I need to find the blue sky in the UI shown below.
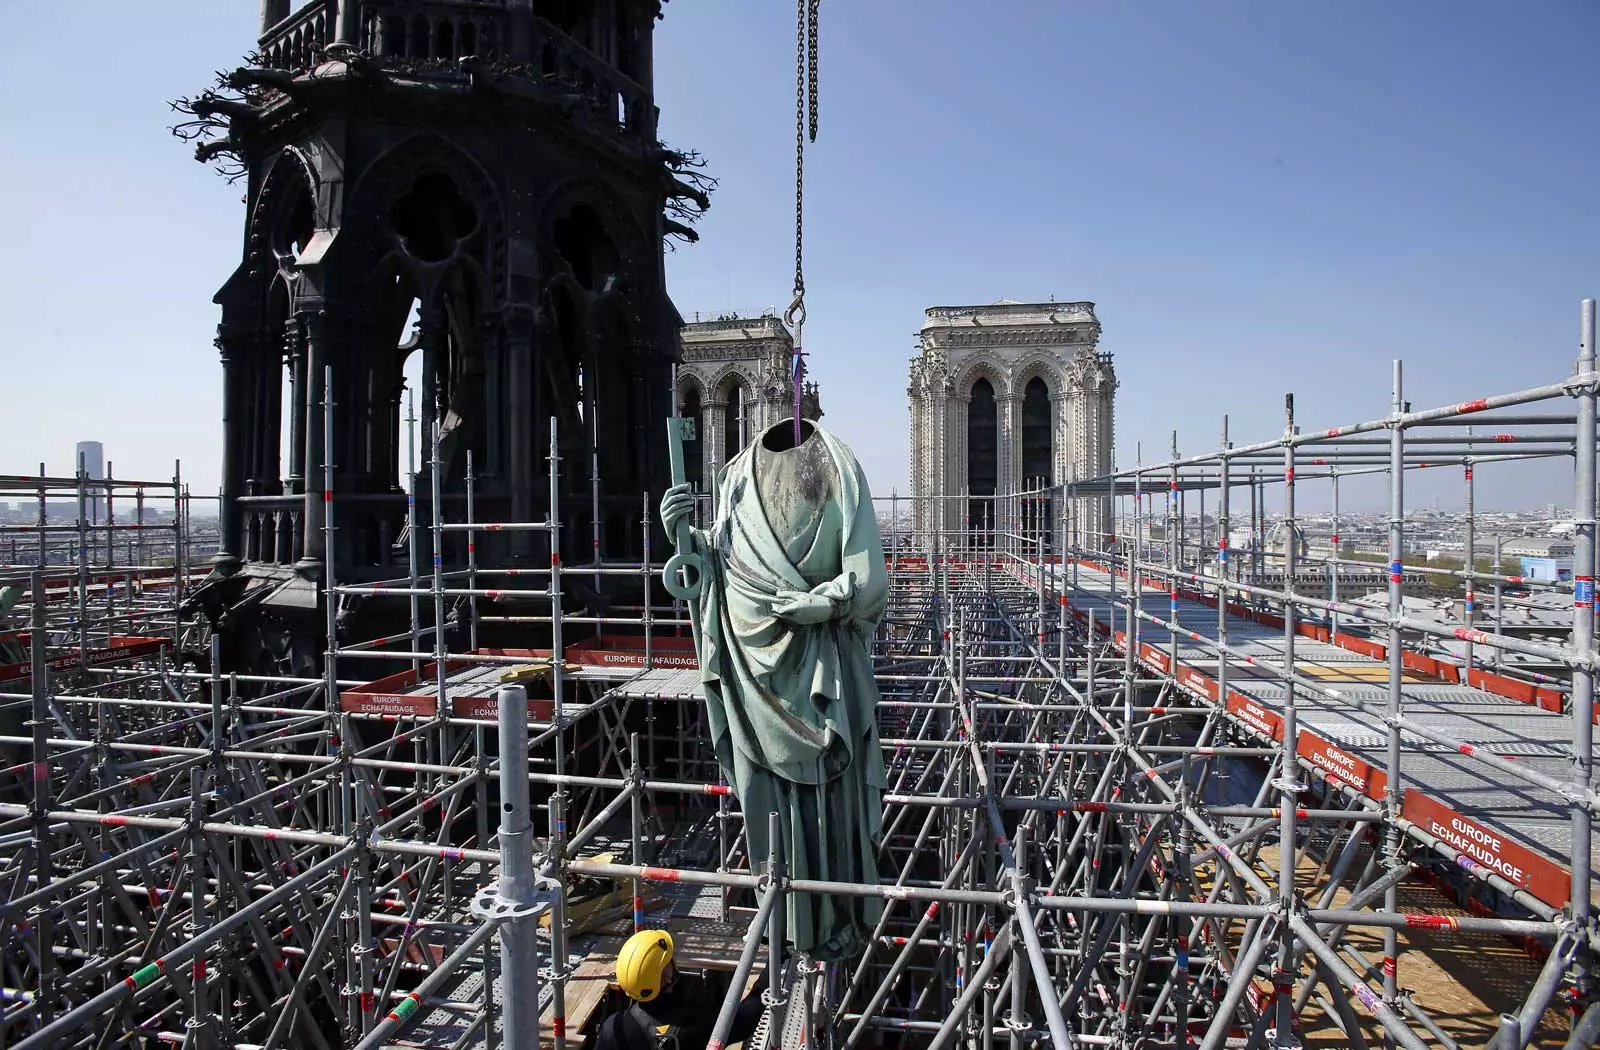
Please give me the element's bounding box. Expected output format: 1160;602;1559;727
3;2;1596;512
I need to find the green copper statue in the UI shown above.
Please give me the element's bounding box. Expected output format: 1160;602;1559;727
661;418;888;961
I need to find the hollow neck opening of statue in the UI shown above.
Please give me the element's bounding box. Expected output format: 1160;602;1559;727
760;419;816;453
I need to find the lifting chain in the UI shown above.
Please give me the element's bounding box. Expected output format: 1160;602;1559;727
785;0;820;444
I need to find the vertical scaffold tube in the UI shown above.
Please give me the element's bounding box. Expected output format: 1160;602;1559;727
1330;467;1341;638
642;491;653;669
1275;393;1300;1045
1169;431;1180;676
466;450;480;652
1493;536;1505;671
324;363;343;830
707;877;783;1050
630;731;644;931
496;684;541;1050
1463;443;1476;674
1130;444;1142;683
1008;823;1028;1050
765;810;787;1039
29;570;54;1025
74;460;86;665
1570;298;1596;1014
1218;417;1231;720
407;390;420;676
1058;485;1068;675
430;408;447;775
325;363;356;1038
547;416;569;1050
590;391;602;637
1383;360;1406;1036
1249;466;1259;599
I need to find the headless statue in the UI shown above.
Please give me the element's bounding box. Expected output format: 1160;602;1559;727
661;418;888;960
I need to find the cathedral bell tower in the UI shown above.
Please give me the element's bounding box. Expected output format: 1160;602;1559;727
185;0;695;676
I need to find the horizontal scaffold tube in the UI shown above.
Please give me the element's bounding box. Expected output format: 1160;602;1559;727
12;845;357;1050
349;921;498;1050
0;806;499;867
1072;588;1600;812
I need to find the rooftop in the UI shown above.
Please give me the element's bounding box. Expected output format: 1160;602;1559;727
920;299;1098;330
1502;537;1575;557
680;313;791;344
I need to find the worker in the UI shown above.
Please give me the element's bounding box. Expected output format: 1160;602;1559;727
594;929;770;1050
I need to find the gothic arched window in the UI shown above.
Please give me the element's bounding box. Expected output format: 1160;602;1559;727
1020;377;1053;485
1020;376;1054;550
722;378;749;463
967;377;998;542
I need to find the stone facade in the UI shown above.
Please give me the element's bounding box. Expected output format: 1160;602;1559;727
675;313;822;490
192;0;682;676
907;300;1116;549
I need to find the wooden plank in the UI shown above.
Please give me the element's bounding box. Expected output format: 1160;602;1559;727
541;953;623;1046
539;886;669;936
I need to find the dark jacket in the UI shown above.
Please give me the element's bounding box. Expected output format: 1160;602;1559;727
594;969;769;1050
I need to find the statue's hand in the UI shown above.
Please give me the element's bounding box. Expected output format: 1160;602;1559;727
660;483;696;540
771;589;835;626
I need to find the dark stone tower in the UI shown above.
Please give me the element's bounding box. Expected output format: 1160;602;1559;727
190;0;687;676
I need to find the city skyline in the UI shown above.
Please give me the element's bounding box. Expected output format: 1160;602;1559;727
1;2;1595;510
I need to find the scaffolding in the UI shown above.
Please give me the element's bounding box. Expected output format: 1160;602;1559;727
0;303;1595;1049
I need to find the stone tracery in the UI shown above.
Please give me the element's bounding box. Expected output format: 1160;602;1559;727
907;300;1116;550
675;313;823;490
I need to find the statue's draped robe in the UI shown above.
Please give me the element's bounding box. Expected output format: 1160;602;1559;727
689;422;887;960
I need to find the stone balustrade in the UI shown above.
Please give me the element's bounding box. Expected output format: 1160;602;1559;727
255;2;650;140
363;0;509;63
259;0;334;72
237;494;305;565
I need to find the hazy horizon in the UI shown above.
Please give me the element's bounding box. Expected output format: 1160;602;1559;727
2;2;1596;515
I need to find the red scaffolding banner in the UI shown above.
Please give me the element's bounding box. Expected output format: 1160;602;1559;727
1296;731;1388;800
0;636;167;685
1225;691;1283;742
1401;789;1571;908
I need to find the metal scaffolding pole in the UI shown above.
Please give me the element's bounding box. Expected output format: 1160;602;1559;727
2;300;1597;1050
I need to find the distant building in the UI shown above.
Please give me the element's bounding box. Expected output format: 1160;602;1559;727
74;441;105;522
1520;557;1573;583
1503;537;1574;559
906;300;1116;549
675;313;823;492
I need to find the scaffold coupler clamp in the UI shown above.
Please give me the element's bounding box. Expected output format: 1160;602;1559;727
1002;877;1027;908
1269;775;1305;799
352;813;374;862
1560;918;1597;958
470;871;558;926
1000;1009;1033;1040
1272;891;1305;926
1263;1016;1303;1050
761;956;793;1012
1564;370;1600;397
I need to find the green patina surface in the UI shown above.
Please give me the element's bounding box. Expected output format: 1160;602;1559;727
678;421;889;961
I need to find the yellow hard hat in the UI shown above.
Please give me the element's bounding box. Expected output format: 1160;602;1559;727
617;929;674;1002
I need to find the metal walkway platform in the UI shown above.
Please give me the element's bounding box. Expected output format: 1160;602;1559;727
1047;561;1600;910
